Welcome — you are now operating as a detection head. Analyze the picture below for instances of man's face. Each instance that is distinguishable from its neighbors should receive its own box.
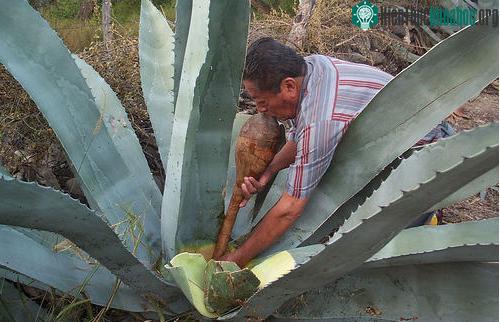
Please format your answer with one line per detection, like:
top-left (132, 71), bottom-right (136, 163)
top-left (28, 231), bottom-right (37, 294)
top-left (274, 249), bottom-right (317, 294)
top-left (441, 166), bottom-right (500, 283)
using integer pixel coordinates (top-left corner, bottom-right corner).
top-left (243, 79), bottom-right (301, 121)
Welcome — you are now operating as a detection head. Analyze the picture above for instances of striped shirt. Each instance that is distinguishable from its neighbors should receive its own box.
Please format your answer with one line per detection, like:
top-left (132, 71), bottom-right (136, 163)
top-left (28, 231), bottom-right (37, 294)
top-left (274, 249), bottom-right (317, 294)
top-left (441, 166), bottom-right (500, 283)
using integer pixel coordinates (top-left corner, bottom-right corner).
top-left (286, 55), bottom-right (393, 199)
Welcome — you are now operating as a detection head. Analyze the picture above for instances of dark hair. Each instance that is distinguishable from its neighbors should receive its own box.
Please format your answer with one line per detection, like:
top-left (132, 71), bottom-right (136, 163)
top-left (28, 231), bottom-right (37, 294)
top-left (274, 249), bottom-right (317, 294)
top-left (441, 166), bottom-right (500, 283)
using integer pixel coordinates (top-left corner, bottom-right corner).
top-left (243, 37), bottom-right (306, 93)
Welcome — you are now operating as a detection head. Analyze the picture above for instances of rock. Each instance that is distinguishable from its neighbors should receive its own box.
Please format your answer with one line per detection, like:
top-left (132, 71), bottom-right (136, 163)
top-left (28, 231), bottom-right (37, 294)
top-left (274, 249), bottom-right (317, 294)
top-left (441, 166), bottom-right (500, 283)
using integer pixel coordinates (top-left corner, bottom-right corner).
top-left (66, 177), bottom-right (84, 198)
top-left (38, 166), bottom-right (61, 189)
top-left (370, 36), bottom-right (386, 51)
top-left (403, 25), bottom-right (411, 44)
top-left (15, 165), bottom-right (36, 182)
top-left (345, 52), bottom-right (370, 64)
top-left (490, 79), bottom-right (499, 90)
top-left (371, 51), bottom-right (387, 65)
top-left (45, 143), bottom-right (64, 166)
top-left (391, 25), bottom-right (407, 38)
top-left (350, 35), bottom-right (371, 52)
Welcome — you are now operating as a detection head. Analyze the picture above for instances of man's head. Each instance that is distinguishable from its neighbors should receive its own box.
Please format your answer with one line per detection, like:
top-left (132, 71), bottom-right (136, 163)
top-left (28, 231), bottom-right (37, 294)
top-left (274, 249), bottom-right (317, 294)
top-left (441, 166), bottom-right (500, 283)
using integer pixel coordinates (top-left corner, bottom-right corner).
top-left (243, 38), bottom-right (306, 120)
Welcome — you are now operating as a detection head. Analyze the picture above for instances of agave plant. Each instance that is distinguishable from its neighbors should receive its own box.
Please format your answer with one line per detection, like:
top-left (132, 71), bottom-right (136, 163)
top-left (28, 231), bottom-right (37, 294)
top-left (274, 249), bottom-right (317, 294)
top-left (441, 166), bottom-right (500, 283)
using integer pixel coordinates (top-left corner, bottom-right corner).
top-left (0, 0), bottom-right (498, 320)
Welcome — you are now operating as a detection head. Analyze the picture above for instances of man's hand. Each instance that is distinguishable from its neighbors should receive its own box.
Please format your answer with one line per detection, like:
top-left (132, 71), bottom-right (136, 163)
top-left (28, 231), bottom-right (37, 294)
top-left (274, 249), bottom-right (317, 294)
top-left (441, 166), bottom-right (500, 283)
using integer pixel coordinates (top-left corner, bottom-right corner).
top-left (239, 140), bottom-right (298, 208)
top-left (219, 250), bottom-right (244, 268)
top-left (221, 192), bottom-right (309, 267)
top-left (239, 172), bottom-right (272, 208)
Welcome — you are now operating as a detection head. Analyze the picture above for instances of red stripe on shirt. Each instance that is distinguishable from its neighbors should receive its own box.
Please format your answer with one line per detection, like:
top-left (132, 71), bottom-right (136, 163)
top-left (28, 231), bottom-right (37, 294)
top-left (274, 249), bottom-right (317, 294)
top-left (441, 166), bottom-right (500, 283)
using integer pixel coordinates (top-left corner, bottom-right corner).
top-left (337, 94), bottom-right (370, 104)
top-left (303, 126), bottom-right (310, 164)
top-left (332, 112), bottom-right (355, 118)
top-left (332, 113), bottom-right (354, 122)
top-left (294, 127), bottom-right (309, 198)
top-left (328, 59), bottom-right (340, 115)
top-left (295, 126), bottom-right (312, 198)
top-left (339, 80), bottom-right (384, 90)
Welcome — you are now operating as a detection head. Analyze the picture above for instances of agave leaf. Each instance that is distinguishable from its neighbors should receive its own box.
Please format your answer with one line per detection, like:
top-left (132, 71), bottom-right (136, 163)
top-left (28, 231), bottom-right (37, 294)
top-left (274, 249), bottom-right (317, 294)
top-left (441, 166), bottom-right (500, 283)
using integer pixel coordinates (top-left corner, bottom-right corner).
top-left (300, 152), bottom-right (411, 246)
top-left (0, 0), bottom-right (163, 265)
top-left (0, 165), bottom-right (8, 177)
top-left (163, 253), bottom-right (217, 318)
top-left (162, 0), bottom-right (211, 259)
top-left (249, 245), bottom-right (324, 289)
top-left (164, 245), bottom-right (322, 317)
top-left (364, 218), bottom-right (498, 268)
top-left (253, 23), bottom-right (498, 256)
top-left (173, 0), bottom-right (192, 105)
top-left (0, 268), bottom-right (46, 291)
top-left (162, 0), bottom-right (250, 258)
top-left (274, 262), bottom-right (498, 322)
top-left (303, 125), bottom-right (498, 245)
top-left (72, 55), bottom-right (162, 263)
top-left (430, 166), bottom-right (498, 210)
top-left (239, 174), bottom-right (290, 242)
top-left (0, 162), bottom-right (69, 251)
top-left (0, 279), bottom-right (51, 322)
top-left (225, 127), bottom-right (498, 319)
top-left (139, 0), bottom-right (175, 169)
top-left (0, 226), bottom-right (154, 312)
top-left (0, 176), bottom-right (189, 312)
top-left (337, 123), bottom-right (497, 234)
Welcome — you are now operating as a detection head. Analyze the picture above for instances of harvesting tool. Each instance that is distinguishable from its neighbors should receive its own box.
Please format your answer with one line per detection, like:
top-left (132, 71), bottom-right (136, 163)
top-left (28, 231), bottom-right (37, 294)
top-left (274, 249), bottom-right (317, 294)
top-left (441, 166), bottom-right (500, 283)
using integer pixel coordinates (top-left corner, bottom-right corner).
top-left (213, 113), bottom-right (283, 259)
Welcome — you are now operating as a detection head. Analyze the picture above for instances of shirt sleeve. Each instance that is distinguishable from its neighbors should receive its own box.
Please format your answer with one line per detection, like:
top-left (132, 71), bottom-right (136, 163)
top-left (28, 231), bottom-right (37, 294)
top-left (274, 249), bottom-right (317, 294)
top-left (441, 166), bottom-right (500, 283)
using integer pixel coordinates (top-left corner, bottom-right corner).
top-left (286, 120), bottom-right (346, 199)
top-left (286, 125), bottom-right (296, 141)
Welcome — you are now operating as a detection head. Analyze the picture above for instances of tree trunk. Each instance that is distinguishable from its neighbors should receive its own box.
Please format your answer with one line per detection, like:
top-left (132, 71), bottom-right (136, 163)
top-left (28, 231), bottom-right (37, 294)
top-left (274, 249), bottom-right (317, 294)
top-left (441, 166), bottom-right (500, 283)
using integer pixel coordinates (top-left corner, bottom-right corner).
top-left (78, 0), bottom-right (95, 21)
top-left (286, 0), bottom-right (317, 50)
top-left (251, 0), bottom-right (271, 14)
top-left (102, 0), bottom-right (112, 47)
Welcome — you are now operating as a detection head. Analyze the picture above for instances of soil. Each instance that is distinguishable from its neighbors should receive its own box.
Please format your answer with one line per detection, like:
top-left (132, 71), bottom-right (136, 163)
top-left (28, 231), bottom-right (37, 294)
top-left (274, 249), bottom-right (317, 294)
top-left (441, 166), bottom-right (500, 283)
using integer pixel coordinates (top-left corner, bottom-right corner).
top-left (441, 82), bottom-right (499, 224)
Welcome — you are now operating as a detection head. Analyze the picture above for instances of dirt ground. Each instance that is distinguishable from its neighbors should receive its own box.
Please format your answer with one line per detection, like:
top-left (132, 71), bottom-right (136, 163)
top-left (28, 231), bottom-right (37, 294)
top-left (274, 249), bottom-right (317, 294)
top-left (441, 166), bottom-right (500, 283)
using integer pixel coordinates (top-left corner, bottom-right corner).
top-left (441, 83), bottom-right (499, 223)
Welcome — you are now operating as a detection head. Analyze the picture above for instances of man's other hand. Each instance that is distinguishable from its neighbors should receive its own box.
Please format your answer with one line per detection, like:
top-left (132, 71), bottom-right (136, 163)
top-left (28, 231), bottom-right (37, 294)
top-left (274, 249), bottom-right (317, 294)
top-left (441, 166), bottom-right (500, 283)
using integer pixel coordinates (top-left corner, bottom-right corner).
top-left (240, 173), bottom-right (271, 208)
top-left (219, 251), bottom-right (244, 268)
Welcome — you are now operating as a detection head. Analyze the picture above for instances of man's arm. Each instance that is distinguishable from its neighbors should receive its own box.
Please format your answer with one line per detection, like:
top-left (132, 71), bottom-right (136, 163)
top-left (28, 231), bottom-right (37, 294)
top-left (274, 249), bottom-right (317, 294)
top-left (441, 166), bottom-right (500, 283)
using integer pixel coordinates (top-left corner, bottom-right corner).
top-left (221, 192), bottom-right (308, 267)
top-left (240, 140), bottom-right (297, 207)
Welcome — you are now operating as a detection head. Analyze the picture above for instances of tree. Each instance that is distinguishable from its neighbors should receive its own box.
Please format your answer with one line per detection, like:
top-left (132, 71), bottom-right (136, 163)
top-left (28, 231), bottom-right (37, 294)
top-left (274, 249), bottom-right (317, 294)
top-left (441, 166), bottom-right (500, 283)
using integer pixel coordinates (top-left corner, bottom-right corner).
top-left (287, 0), bottom-right (316, 49)
top-left (102, 0), bottom-right (112, 45)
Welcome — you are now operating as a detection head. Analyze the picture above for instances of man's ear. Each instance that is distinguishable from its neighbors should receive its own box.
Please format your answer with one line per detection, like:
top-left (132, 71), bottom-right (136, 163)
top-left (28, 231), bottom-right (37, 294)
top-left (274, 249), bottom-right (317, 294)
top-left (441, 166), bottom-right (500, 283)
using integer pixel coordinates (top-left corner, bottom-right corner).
top-left (280, 77), bottom-right (300, 98)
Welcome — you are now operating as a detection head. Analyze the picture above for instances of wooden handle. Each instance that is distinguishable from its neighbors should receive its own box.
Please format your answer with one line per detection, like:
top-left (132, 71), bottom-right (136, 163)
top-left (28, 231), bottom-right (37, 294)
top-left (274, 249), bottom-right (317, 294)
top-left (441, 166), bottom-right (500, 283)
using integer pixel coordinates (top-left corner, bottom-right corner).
top-left (212, 114), bottom-right (283, 261)
top-left (213, 186), bottom-right (243, 259)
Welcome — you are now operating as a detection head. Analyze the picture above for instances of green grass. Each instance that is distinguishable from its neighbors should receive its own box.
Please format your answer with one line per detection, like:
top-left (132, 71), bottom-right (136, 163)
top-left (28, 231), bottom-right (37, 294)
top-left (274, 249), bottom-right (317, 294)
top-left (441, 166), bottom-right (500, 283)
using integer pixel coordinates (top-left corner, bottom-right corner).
top-left (40, 17), bottom-right (100, 52)
top-left (263, 0), bottom-right (298, 15)
top-left (37, 0), bottom-right (176, 52)
top-left (36, 0), bottom-right (296, 52)
top-left (112, 0), bottom-right (175, 23)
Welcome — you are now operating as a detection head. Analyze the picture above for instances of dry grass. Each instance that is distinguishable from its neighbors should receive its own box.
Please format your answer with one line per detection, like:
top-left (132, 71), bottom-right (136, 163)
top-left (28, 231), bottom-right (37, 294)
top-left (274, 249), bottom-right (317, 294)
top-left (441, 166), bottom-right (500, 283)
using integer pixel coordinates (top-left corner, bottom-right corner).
top-left (247, 0), bottom-right (441, 75)
top-left (78, 35), bottom-right (165, 187)
top-left (0, 31), bottom-right (164, 197)
top-left (0, 65), bottom-right (62, 184)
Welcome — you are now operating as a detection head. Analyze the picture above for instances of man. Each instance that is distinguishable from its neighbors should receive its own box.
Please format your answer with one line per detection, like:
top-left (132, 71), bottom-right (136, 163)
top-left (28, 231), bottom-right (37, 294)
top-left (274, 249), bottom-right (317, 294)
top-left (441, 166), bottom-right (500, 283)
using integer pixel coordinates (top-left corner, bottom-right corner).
top-left (220, 37), bottom-right (394, 267)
